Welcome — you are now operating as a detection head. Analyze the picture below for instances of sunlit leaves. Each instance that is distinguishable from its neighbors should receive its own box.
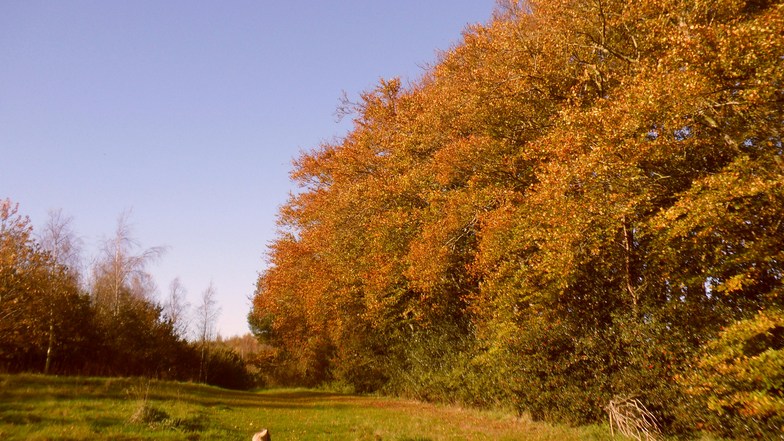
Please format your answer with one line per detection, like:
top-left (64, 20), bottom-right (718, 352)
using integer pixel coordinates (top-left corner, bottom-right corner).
top-left (251, 0), bottom-right (784, 434)
top-left (679, 308), bottom-right (784, 437)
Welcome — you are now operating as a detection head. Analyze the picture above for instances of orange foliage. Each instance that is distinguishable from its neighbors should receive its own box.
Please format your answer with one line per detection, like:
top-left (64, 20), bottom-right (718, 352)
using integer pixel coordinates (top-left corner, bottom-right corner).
top-left (250, 0), bottom-right (784, 434)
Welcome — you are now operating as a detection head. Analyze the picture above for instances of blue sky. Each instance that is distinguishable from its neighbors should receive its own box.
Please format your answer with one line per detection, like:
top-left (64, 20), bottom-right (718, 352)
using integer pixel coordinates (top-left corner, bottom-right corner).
top-left (1, 1), bottom-right (496, 337)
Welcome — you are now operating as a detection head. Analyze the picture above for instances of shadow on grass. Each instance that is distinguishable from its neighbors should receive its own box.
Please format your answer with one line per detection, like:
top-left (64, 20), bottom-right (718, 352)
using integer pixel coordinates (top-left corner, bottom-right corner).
top-left (0, 373), bottom-right (362, 412)
top-left (0, 412), bottom-right (43, 425)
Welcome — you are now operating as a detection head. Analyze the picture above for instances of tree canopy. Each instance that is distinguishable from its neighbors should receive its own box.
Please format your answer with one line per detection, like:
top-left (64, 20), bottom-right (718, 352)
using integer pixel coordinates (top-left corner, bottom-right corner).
top-left (250, 0), bottom-right (783, 436)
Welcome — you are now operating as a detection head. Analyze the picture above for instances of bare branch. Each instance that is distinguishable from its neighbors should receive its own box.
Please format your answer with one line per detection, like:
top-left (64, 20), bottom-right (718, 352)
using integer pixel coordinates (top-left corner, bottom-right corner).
top-left (606, 396), bottom-right (662, 441)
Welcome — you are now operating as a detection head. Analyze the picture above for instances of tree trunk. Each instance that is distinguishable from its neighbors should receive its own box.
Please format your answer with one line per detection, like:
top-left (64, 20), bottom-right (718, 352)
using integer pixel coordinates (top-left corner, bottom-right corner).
top-left (44, 321), bottom-right (54, 374)
top-left (622, 216), bottom-right (639, 316)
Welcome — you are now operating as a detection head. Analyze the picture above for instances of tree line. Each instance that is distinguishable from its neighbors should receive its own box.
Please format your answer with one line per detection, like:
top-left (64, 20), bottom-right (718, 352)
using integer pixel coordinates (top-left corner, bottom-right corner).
top-left (0, 201), bottom-right (257, 390)
top-left (250, 0), bottom-right (783, 438)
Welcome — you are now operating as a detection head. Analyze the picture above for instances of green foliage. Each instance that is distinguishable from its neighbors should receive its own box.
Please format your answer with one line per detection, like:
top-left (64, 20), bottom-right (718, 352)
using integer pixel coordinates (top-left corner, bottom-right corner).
top-left (383, 325), bottom-right (473, 404)
top-left (203, 345), bottom-right (256, 390)
top-left (679, 308), bottom-right (784, 438)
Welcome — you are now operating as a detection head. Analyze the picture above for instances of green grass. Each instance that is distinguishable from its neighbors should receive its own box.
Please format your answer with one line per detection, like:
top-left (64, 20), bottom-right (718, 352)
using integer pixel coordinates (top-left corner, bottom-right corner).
top-left (0, 374), bottom-right (616, 440)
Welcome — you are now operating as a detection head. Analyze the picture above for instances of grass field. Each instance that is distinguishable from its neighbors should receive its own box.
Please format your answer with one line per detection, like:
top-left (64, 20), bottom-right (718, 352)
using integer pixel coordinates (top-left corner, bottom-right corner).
top-left (0, 374), bottom-right (618, 440)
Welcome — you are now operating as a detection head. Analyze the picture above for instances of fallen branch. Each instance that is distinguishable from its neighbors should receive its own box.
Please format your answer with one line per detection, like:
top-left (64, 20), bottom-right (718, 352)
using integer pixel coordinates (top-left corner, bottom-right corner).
top-left (606, 396), bottom-right (661, 441)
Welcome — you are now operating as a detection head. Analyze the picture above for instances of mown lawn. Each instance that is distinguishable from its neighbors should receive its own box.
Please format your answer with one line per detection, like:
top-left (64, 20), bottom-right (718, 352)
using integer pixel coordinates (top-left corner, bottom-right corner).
top-left (0, 374), bottom-right (617, 440)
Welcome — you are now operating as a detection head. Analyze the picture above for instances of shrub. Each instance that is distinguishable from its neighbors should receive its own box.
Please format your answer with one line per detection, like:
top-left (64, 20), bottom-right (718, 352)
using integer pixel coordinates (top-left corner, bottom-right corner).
top-left (679, 308), bottom-right (784, 438)
top-left (205, 346), bottom-right (256, 390)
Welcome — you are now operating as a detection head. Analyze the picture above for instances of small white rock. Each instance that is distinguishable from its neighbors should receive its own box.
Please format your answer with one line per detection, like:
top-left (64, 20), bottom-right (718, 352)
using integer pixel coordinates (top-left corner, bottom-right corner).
top-left (252, 429), bottom-right (271, 441)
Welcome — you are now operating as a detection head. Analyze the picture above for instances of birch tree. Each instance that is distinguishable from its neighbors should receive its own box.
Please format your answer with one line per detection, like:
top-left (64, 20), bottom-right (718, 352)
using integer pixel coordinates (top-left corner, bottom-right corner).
top-left (163, 277), bottom-right (190, 339)
top-left (37, 209), bottom-right (83, 373)
top-left (196, 281), bottom-right (220, 382)
top-left (91, 211), bottom-right (165, 316)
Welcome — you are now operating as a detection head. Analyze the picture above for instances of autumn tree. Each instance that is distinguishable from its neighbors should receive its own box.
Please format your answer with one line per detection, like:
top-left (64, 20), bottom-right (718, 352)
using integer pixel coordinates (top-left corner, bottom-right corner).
top-left (251, 0), bottom-right (783, 436)
top-left (0, 200), bottom-right (92, 374)
top-left (0, 199), bottom-right (47, 370)
top-left (0, 202), bottom-right (228, 383)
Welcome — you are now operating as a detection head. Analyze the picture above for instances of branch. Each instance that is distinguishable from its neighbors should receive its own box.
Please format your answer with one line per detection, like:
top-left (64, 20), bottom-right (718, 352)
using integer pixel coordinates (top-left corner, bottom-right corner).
top-left (606, 396), bottom-right (662, 441)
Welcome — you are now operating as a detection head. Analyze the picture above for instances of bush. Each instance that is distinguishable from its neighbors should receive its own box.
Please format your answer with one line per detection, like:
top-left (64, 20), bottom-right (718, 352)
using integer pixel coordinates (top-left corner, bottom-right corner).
top-left (204, 346), bottom-right (256, 390)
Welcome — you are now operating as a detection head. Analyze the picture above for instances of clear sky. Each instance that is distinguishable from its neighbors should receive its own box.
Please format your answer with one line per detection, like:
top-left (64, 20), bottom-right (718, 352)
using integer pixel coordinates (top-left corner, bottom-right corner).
top-left (1, 1), bottom-right (497, 337)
